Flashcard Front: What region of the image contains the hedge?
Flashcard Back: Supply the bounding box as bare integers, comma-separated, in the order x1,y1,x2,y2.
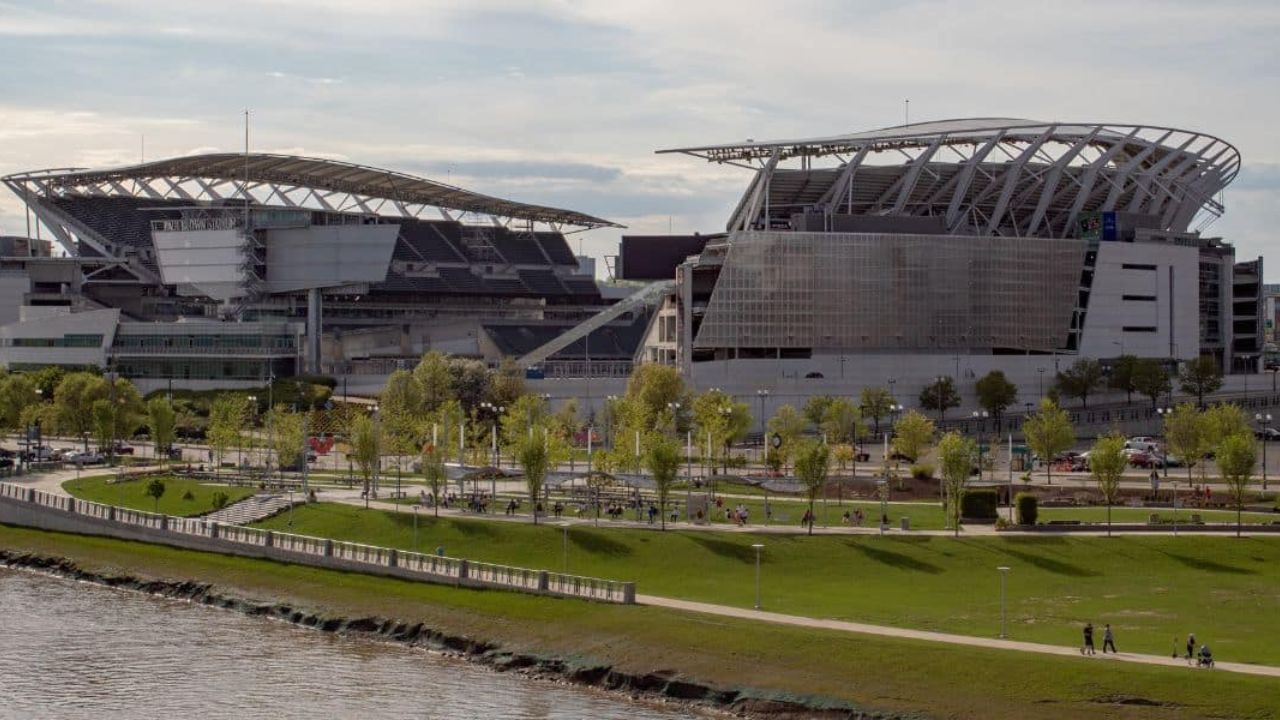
961,489,999,519
1016,492,1039,525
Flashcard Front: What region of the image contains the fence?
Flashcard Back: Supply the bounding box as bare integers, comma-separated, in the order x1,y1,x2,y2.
0,482,634,604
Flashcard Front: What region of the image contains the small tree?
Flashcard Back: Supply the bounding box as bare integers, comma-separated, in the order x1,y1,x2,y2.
1132,359,1172,409
936,431,976,537
859,386,894,436
350,414,382,505
1089,433,1128,537
145,477,166,514
1022,399,1074,485
514,428,550,524
1216,431,1257,538
793,440,830,535
1205,403,1250,451
919,376,960,419
645,434,682,530
1163,403,1208,488
421,445,447,517
1056,359,1105,408
271,406,306,472
91,399,114,455
767,405,806,469
1109,354,1140,404
802,395,835,428
975,371,1018,427
891,410,935,465
1180,355,1223,407
147,397,177,465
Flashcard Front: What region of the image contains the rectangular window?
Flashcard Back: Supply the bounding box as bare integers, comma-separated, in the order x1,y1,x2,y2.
1123,326,1158,333
1122,263,1157,271
1122,294,1157,302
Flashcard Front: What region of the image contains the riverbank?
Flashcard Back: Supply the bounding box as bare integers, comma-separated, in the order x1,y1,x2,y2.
2,525,1277,719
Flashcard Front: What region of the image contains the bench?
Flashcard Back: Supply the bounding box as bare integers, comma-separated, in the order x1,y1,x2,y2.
1047,519,1082,526
1189,514,1204,525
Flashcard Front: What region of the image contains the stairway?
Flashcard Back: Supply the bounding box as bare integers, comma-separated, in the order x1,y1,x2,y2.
204,494,301,525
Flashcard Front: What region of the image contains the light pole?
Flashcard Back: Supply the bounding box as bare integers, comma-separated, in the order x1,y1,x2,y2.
413,504,419,552
997,566,1011,639
245,394,257,471
972,410,989,481
751,543,764,609
1156,407,1172,479
756,389,769,461
1037,367,1045,398
1256,413,1271,490
558,521,571,573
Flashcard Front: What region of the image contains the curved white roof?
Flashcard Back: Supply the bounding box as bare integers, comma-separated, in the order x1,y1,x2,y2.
4,152,618,229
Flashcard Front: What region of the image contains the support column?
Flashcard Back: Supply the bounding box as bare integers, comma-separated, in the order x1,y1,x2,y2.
306,287,323,374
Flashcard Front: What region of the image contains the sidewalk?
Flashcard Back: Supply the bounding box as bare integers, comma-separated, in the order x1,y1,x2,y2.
638,595,1280,679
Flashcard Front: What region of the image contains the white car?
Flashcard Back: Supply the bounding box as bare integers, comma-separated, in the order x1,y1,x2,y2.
66,451,104,466
1125,437,1161,453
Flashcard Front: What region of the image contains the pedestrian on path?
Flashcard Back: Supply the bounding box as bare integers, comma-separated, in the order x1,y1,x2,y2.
1186,632,1196,660
1082,622,1095,655
1103,624,1117,653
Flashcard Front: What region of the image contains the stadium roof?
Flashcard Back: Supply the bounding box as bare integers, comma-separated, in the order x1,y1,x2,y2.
662,118,1241,238
4,153,619,229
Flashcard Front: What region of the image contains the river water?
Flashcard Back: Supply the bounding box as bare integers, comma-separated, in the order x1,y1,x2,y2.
0,569,701,719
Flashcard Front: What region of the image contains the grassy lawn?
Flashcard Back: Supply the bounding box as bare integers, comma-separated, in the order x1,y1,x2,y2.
1,524,1275,720
1040,506,1280,525
63,475,256,517
254,502,1280,666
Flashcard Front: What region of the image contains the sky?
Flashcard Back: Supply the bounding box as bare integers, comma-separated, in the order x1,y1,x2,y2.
0,0,1277,277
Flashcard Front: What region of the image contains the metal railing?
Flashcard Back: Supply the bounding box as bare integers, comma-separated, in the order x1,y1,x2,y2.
0,482,634,604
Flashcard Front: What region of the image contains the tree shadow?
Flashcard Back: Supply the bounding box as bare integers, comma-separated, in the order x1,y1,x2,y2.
451,519,500,538
1160,551,1256,575
845,540,944,574
996,547,1099,577
688,535,757,563
569,530,633,558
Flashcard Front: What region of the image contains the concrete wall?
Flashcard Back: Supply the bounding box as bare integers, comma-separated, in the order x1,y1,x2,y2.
1079,241,1198,360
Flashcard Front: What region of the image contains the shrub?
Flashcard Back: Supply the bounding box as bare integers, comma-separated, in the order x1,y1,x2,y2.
961,489,999,519
1016,493,1039,525
994,516,1010,530
181,490,195,501
212,491,230,510
910,463,935,480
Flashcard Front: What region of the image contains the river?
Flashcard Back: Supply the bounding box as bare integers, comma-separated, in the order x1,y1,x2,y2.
0,568,701,719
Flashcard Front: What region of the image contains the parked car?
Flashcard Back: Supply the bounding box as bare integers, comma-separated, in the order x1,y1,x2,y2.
1255,427,1280,441
20,446,54,462
111,443,135,456
1125,437,1161,454
0,457,13,469
66,451,104,466
1125,449,1160,469
165,447,184,461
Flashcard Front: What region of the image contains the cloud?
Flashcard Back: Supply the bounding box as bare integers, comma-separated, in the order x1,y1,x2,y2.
1232,162,1280,191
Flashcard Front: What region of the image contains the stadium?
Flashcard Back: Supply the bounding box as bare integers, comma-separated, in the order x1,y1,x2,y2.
0,118,1265,411
0,154,649,395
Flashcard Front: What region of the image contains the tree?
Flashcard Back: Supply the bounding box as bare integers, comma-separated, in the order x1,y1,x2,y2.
974,371,1018,426
891,410,935,465
502,393,550,448
1055,359,1105,408
487,357,526,407
859,386,895,436
767,405,806,468
1163,403,1208,489
54,371,109,438
936,431,976,537
803,395,834,428
692,390,750,474
0,373,39,432
147,397,176,465
145,477,166,514
1089,433,1128,537
514,427,550,524
793,440,830,535
1132,359,1172,409
208,395,248,469
270,406,306,472
91,399,114,454
919,376,960,419
1205,403,1250,452
644,433,682,530
350,413,382,505
822,399,863,495
421,445,447,517
1109,354,1140,404
1180,355,1223,407
1022,399,1074,485
412,351,454,413
1216,431,1257,538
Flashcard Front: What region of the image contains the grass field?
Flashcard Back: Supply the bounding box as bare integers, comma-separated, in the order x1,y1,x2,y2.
0,524,1275,720
254,502,1280,666
63,475,256,517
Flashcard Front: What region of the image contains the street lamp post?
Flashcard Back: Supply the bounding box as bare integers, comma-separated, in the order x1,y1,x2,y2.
1255,413,1271,490
972,410,989,482
413,504,419,552
751,543,764,609
558,521,571,573
1037,368,1045,398
997,566,1011,638
1156,407,1172,479
756,389,769,462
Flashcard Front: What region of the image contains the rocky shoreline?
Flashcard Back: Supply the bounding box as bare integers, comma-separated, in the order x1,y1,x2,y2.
0,550,922,719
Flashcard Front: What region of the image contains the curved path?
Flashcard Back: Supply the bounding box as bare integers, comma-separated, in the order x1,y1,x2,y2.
639,595,1280,679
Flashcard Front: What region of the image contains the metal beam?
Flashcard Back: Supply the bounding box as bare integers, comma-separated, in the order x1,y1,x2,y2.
984,126,1056,236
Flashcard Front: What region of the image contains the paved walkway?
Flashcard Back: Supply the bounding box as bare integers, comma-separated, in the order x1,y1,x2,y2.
638,595,1280,679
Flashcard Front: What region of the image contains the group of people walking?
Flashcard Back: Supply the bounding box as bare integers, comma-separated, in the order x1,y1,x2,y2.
1081,624,1214,668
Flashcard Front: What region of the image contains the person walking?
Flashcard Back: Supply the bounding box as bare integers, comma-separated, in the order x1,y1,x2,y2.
1102,624,1117,653
1081,622,1095,655
1185,633,1196,660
